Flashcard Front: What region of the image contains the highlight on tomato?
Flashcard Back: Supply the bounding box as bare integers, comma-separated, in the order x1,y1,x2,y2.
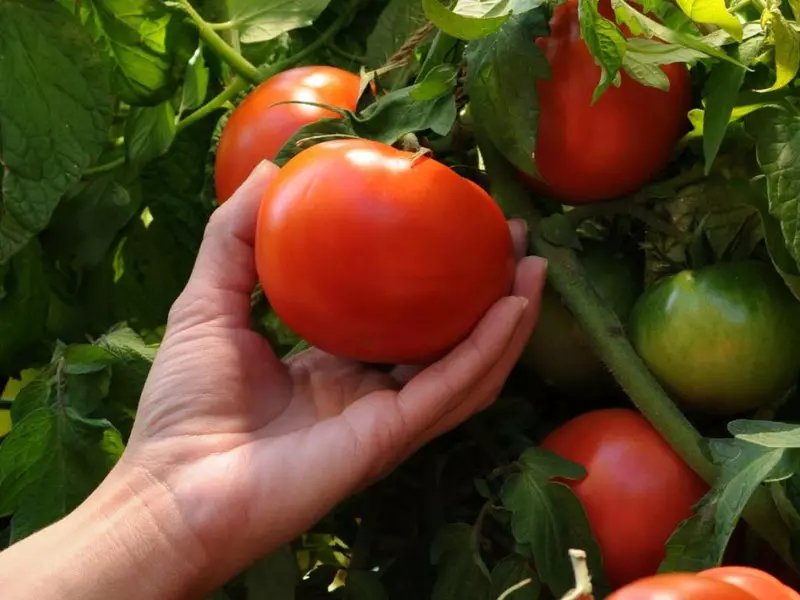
214,65,362,203
527,0,692,204
629,260,800,415
254,138,516,365
699,566,799,599
606,572,760,599
540,408,708,588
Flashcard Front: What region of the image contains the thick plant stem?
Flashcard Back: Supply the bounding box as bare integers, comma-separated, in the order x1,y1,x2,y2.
176,0,260,85
477,134,795,570
561,550,593,600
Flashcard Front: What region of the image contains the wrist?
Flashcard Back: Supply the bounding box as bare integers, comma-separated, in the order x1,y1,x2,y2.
0,461,211,600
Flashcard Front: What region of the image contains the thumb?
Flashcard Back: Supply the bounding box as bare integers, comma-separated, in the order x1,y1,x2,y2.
168,160,280,333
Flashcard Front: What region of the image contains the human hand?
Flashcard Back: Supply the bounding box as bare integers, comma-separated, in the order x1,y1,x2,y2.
106,160,547,593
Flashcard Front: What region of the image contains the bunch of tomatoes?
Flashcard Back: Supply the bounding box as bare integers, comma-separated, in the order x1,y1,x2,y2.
212,0,800,596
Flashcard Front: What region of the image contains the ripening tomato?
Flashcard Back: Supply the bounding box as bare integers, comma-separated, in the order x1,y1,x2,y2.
629,260,800,414
529,0,692,204
255,138,516,364
699,566,798,599
607,573,759,599
540,409,707,588
214,66,361,203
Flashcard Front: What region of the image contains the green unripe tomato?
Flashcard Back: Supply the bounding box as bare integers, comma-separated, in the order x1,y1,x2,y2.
629,260,800,414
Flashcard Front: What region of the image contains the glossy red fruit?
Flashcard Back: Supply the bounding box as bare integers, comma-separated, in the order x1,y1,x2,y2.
607,573,758,599
699,566,797,600
540,409,708,588
529,0,692,204
255,138,516,364
215,66,361,203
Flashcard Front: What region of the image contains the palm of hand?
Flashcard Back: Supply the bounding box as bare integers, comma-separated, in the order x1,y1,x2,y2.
119,161,546,581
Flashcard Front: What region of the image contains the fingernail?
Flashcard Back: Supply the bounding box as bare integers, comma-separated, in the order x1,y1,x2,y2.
514,296,529,312
509,218,529,233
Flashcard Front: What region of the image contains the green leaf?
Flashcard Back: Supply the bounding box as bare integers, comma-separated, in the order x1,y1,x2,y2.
0,0,113,263
180,43,210,114
728,420,800,448
366,0,428,68
611,0,745,66
0,240,49,373
660,438,786,572
410,64,460,100
490,555,540,599
245,545,299,600
758,8,800,92
0,407,123,541
357,86,458,138
747,109,800,269
62,345,114,375
729,176,800,298
226,0,332,44
465,11,550,176
125,103,178,165
674,0,742,41
344,571,390,600
42,175,141,269
703,35,765,174
423,0,509,40
430,524,492,600
622,52,670,90
625,38,708,64
500,448,609,597
81,0,196,105
578,0,626,101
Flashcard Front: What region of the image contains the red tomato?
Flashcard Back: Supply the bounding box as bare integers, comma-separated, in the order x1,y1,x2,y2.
607,573,758,599
529,0,692,204
540,409,708,588
215,66,361,203
255,138,516,364
699,566,797,599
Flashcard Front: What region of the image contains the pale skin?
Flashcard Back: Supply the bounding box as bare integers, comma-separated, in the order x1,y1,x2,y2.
0,161,547,600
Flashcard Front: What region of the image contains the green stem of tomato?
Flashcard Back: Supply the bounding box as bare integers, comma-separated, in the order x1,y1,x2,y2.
477,133,796,572
83,155,126,176
176,77,247,133
176,0,261,85
176,4,356,134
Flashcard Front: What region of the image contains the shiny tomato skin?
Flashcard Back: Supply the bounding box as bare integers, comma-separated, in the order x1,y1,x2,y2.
699,566,797,599
530,0,692,204
540,409,708,589
629,260,800,414
215,66,361,203
255,139,516,365
607,573,759,600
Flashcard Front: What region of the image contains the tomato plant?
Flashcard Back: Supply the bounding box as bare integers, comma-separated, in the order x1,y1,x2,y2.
540,408,708,588
527,0,692,204
7,0,800,597
255,138,516,364
214,66,362,203
520,239,641,394
629,260,800,414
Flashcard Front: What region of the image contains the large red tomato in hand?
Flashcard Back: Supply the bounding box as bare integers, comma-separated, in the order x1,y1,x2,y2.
255,139,516,364
540,409,707,588
530,0,692,203
607,573,759,599
215,66,361,203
